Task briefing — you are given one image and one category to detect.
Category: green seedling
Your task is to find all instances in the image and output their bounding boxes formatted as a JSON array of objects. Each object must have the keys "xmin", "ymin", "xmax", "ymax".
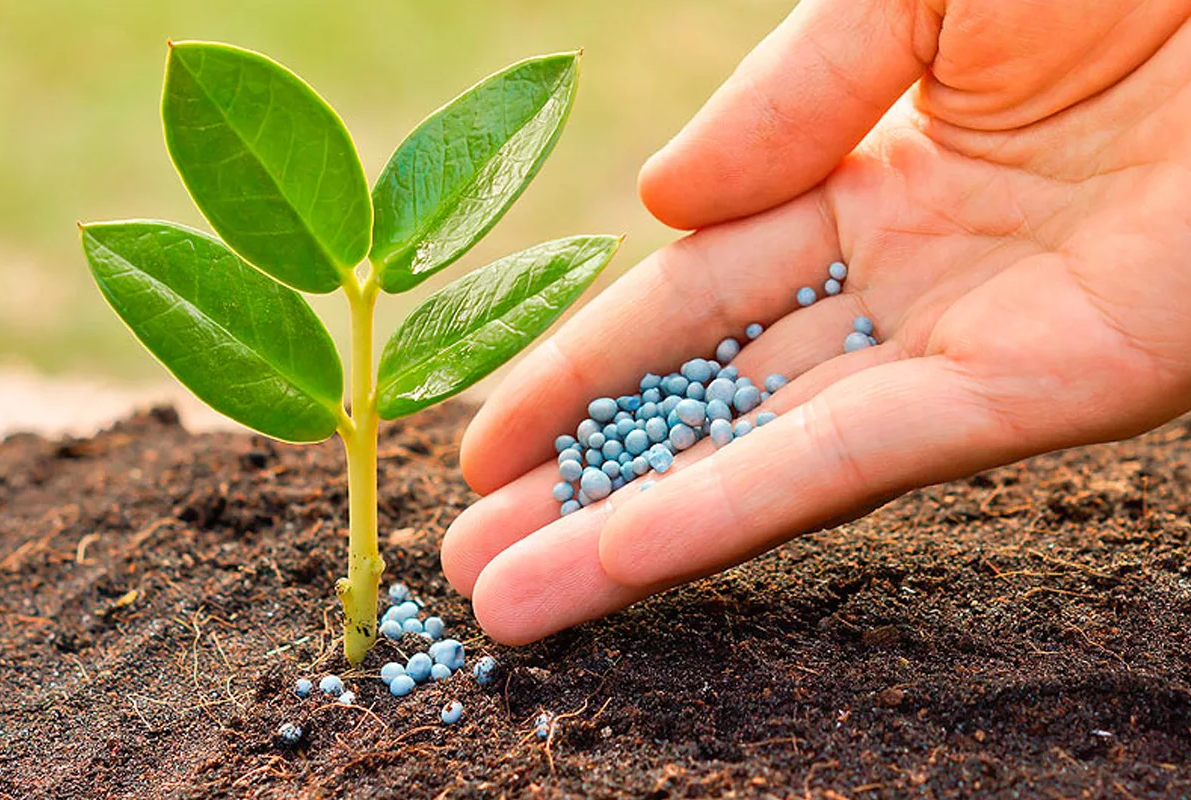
[{"xmin": 80, "ymin": 41, "xmax": 620, "ymax": 665}]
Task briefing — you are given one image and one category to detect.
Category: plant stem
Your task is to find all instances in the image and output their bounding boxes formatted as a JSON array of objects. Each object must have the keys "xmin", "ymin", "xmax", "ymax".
[{"xmin": 337, "ymin": 270, "xmax": 383, "ymax": 666}]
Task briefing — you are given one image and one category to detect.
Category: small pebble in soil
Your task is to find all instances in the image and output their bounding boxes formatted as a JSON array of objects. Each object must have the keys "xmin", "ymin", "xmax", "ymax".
[
  {"xmin": 277, "ymin": 722, "xmax": 303, "ymax": 747},
  {"xmin": 473, "ymin": 656, "xmax": 498, "ymax": 686},
  {"xmin": 387, "ymin": 583, "xmax": 410, "ymax": 603},
  {"xmin": 294, "ymin": 678, "xmax": 313, "ymax": 698},
  {"xmin": 318, "ymin": 675, "xmax": 344, "ymax": 696},
  {"xmin": 391, "ymin": 601, "xmax": 420, "ymax": 622},
  {"xmin": 431, "ymin": 639, "xmax": 466, "ymax": 671},
  {"xmin": 535, "ymin": 711, "xmax": 554, "ymax": 740},
  {"xmin": 431, "ymin": 663, "xmax": 452, "ymax": 682},
  {"xmin": 380, "ymin": 662, "xmax": 404, "ymax": 684},
  {"xmin": 389, "ymin": 674, "xmax": 416, "ymax": 697},
  {"xmin": 338, "ymin": 690, "xmax": 356, "ymax": 705},
  {"xmin": 423, "ymin": 616, "xmax": 445, "ymax": 640},
  {"xmin": 379, "ymin": 619, "xmax": 402, "ymax": 641},
  {"xmin": 406, "ymin": 653, "xmax": 433, "ymax": 683},
  {"xmin": 441, "ymin": 701, "xmax": 464, "ymax": 725}
]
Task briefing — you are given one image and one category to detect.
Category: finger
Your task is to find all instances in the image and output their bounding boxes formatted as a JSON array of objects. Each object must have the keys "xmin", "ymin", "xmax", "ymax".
[
  {"xmin": 598, "ymin": 355, "xmax": 1029, "ymax": 589},
  {"xmin": 440, "ymin": 460, "xmax": 562, "ymax": 598},
  {"xmin": 638, "ymin": 0, "xmax": 939, "ymax": 230},
  {"xmin": 460, "ymin": 190, "xmax": 838, "ymax": 495},
  {"xmin": 469, "ymin": 505, "xmax": 650, "ymax": 646}
]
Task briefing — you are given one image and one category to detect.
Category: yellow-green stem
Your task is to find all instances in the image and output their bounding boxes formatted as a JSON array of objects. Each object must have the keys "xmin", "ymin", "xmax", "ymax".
[{"xmin": 336, "ymin": 271, "xmax": 383, "ymax": 666}]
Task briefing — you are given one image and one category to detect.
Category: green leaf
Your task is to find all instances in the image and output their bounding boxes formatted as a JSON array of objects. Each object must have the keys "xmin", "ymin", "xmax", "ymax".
[
  {"xmin": 377, "ymin": 235, "xmax": 620, "ymax": 419},
  {"xmin": 370, "ymin": 53, "xmax": 580, "ymax": 294},
  {"xmin": 163, "ymin": 41, "xmax": 371, "ymax": 294},
  {"xmin": 81, "ymin": 220, "xmax": 344, "ymax": 443}
]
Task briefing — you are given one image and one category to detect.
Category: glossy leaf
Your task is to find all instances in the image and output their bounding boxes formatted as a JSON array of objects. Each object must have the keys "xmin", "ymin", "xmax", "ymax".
[
  {"xmin": 370, "ymin": 53, "xmax": 580, "ymax": 294},
  {"xmin": 377, "ymin": 235, "xmax": 620, "ymax": 419},
  {"xmin": 163, "ymin": 41, "xmax": 371, "ymax": 293},
  {"xmin": 81, "ymin": 220, "xmax": 344, "ymax": 442}
]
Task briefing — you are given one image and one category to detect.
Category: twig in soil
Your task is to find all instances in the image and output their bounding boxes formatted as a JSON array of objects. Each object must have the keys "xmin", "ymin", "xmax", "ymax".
[
  {"xmin": 432, "ymin": 779, "xmax": 465, "ymax": 800},
  {"xmin": 210, "ymin": 631, "xmax": 247, "ymax": 710},
  {"xmin": 127, "ymin": 695, "xmax": 154, "ymax": 732},
  {"xmin": 181, "ymin": 608, "xmax": 243, "ymax": 728},
  {"xmin": 263, "ymin": 556, "xmax": 285, "ymax": 585},
  {"xmin": 802, "ymin": 759, "xmax": 840, "ymax": 800},
  {"xmin": 1060, "ymin": 621, "xmax": 1129, "ymax": 667},
  {"xmin": 312, "ymin": 699, "xmax": 390, "ymax": 734},
  {"xmin": 1026, "ymin": 646, "xmax": 1063, "ymax": 656},
  {"xmin": 265, "ymin": 635, "xmax": 311, "ymax": 657},
  {"xmin": 851, "ymin": 783, "xmax": 885, "ymax": 795},
  {"xmin": 1, "ymin": 533, "xmax": 56, "ymax": 572},
  {"xmin": 132, "ymin": 692, "xmax": 237, "ymax": 715},
  {"xmin": 232, "ymin": 756, "xmax": 293, "ymax": 788},
  {"xmin": 1026, "ymin": 548, "xmax": 1112, "ymax": 579},
  {"xmin": 542, "ymin": 720, "xmax": 558, "ymax": 775},
  {"xmin": 6, "ymin": 613, "xmax": 52, "ymax": 627},
  {"xmin": 1140, "ymin": 474, "xmax": 1149, "ymax": 521},
  {"xmin": 125, "ymin": 516, "xmax": 181, "ymax": 555},
  {"xmin": 535, "ymin": 696, "xmax": 608, "ymax": 775},
  {"xmin": 741, "ymin": 735, "xmax": 803, "ymax": 754},
  {"xmin": 1113, "ymin": 781, "xmax": 1142, "ymax": 800},
  {"xmin": 306, "ymin": 605, "xmax": 342, "ymax": 672},
  {"xmin": 992, "ymin": 569, "xmax": 1064, "ymax": 580},
  {"xmin": 74, "ymin": 532, "xmax": 100, "ymax": 564},
  {"xmin": 188, "ymin": 609, "xmax": 207, "ymax": 693},
  {"xmin": 1022, "ymin": 586, "xmax": 1100, "ymax": 601},
  {"xmin": 393, "ymin": 724, "xmax": 440, "ymax": 743}
]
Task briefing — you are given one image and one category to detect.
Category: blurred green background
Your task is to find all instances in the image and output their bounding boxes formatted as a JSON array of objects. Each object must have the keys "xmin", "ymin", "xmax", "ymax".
[{"xmin": 0, "ymin": 0, "xmax": 788, "ymax": 383}]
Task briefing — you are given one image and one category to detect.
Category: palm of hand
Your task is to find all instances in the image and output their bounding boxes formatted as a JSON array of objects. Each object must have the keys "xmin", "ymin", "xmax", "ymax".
[{"xmin": 442, "ymin": 1, "xmax": 1191, "ymax": 644}]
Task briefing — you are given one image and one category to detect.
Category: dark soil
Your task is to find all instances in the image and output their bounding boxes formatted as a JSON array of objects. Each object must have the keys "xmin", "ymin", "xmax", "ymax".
[{"xmin": 2, "ymin": 403, "xmax": 1190, "ymax": 799}]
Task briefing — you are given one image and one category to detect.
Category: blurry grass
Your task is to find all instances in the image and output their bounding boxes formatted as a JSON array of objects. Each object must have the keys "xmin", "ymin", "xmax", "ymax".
[{"xmin": 0, "ymin": 0, "xmax": 789, "ymax": 379}]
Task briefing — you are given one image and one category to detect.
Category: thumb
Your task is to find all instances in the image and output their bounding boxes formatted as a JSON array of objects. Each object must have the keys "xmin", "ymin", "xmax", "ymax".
[{"xmin": 639, "ymin": 0, "xmax": 939, "ymax": 230}]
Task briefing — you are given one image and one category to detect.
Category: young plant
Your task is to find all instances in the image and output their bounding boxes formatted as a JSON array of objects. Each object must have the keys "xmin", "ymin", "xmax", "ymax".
[{"xmin": 80, "ymin": 42, "xmax": 620, "ymax": 665}]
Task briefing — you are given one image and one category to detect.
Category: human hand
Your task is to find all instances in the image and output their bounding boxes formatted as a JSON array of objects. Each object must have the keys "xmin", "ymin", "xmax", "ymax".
[{"xmin": 442, "ymin": 0, "xmax": 1191, "ymax": 644}]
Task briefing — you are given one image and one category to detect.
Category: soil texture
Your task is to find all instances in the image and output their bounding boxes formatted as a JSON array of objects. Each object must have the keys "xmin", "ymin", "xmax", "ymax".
[{"xmin": 1, "ymin": 404, "xmax": 1190, "ymax": 799}]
